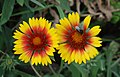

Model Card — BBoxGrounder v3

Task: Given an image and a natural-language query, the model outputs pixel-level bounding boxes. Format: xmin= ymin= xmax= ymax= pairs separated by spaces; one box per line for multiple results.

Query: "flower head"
xmin=56 ymin=12 xmax=102 ymax=64
xmin=13 ymin=17 xmax=58 ymax=66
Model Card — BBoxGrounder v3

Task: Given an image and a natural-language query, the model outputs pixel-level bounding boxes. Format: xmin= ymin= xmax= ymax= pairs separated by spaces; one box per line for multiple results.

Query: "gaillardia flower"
xmin=13 ymin=17 xmax=58 ymax=66
xmin=56 ymin=12 xmax=102 ymax=64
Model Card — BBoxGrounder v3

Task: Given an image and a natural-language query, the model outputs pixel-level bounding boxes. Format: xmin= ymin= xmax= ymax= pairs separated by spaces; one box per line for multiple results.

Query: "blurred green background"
xmin=0 ymin=0 xmax=120 ymax=77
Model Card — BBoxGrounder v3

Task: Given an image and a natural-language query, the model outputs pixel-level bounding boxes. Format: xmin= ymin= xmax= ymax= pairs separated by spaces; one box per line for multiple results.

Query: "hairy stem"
xmin=30 ymin=63 xmax=42 ymax=77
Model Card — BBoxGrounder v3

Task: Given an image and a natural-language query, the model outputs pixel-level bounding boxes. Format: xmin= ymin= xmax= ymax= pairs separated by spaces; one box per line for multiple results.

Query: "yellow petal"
xmin=31 ymin=55 xmax=36 ymax=65
xmin=14 ymin=48 xmax=24 ymax=54
xmin=29 ymin=17 xmax=39 ymax=28
xmin=65 ymin=51 xmax=71 ymax=62
xmin=89 ymin=37 xmax=102 ymax=47
xmin=82 ymin=54 xmax=86 ymax=64
xmin=58 ymin=44 xmax=69 ymax=56
xmin=35 ymin=53 xmax=41 ymax=65
xmin=13 ymin=43 xmax=23 ymax=49
xmin=24 ymin=51 xmax=32 ymax=63
xmin=29 ymin=18 xmax=33 ymax=27
xmin=68 ymin=51 xmax=75 ymax=64
xmin=38 ymin=54 xmax=42 ymax=64
xmin=19 ymin=51 xmax=31 ymax=63
xmin=75 ymin=50 xmax=79 ymax=63
xmin=56 ymin=24 xmax=66 ymax=36
xmin=47 ymin=27 xmax=59 ymax=48
xmin=60 ymin=50 xmax=68 ymax=60
xmin=80 ymin=50 xmax=87 ymax=64
xmin=19 ymin=21 xmax=31 ymax=33
xmin=83 ymin=15 xmax=91 ymax=30
xmin=88 ymin=26 xmax=101 ymax=36
xmin=83 ymin=51 xmax=90 ymax=60
xmin=13 ymin=30 xmax=24 ymax=39
xmin=46 ymin=22 xmax=51 ymax=30
xmin=46 ymin=55 xmax=52 ymax=64
xmin=59 ymin=45 xmax=70 ymax=60
xmin=85 ymin=45 xmax=99 ymax=59
xmin=58 ymin=44 xmax=66 ymax=54
xmin=46 ymin=47 xmax=55 ymax=56
xmin=39 ymin=51 xmax=48 ymax=66
xmin=41 ymin=56 xmax=47 ymax=66
xmin=70 ymin=50 xmax=75 ymax=62
xmin=29 ymin=17 xmax=35 ymax=28
xmin=41 ymin=56 xmax=44 ymax=66
xmin=78 ymin=51 xmax=82 ymax=64
xmin=60 ymin=17 xmax=71 ymax=29
xmin=48 ymin=27 xmax=55 ymax=35
xmin=38 ymin=17 xmax=45 ymax=30
xmin=68 ymin=12 xmax=79 ymax=27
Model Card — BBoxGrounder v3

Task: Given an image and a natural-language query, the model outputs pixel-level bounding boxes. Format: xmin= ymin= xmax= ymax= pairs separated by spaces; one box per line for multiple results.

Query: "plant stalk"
xmin=30 ymin=63 xmax=42 ymax=77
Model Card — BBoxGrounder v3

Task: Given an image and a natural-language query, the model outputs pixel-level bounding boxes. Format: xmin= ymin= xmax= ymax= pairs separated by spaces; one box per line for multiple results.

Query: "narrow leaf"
xmin=30 ymin=0 xmax=45 ymax=8
xmin=0 ymin=0 xmax=15 ymax=30
xmin=112 ymin=70 xmax=120 ymax=77
xmin=111 ymin=58 xmax=120 ymax=68
xmin=24 ymin=0 xmax=34 ymax=12
xmin=16 ymin=0 xmax=24 ymax=6
xmin=12 ymin=5 xmax=53 ymax=16
xmin=56 ymin=6 xmax=65 ymax=18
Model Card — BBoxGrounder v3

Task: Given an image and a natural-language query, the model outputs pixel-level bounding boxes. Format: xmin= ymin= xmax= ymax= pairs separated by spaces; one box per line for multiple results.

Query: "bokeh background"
xmin=0 ymin=0 xmax=120 ymax=77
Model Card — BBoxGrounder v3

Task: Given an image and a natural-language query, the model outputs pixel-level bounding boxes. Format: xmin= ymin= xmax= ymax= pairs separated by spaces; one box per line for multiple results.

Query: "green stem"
xmin=58 ymin=60 xmax=64 ymax=74
xmin=0 ymin=50 xmax=6 ymax=54
xmin=49 ymin=65 xmax=59 ymax=77
xmin=0 ymin=50 xmax=9 ymax=62
xmin=0 ymin=13 xmax=2 ymax=16
xmin=111 ymin=58 xmax=120 ymax=68
xmin=30 ymin=63 xmax=42 ymax=77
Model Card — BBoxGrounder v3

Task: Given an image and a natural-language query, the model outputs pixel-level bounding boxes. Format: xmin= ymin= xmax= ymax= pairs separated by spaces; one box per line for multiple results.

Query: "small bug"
xmin=75 ymin=26 xmax=83 ymax=34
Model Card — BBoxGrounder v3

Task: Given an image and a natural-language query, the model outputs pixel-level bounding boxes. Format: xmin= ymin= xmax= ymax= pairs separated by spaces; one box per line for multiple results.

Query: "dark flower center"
xmin=66 ymin=30 xmax=87 ymax=50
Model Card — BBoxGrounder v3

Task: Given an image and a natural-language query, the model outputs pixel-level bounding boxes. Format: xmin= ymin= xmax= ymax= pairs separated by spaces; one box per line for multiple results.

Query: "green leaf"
xmin=70 ymin=64 xmax=80 ymax=77
xmin=0 ymin=0 xmax=15 ymax=31
xmin=57 ymin=0 xmax=71 ymax=11
xmin=111 ymin=63 xmax=120 ymax=77
xmin=113 ymin=11 xmax=120 ymax=16
xmin=2 ymin=26 xmax=13 ymax=51
xmin=56 ymin=6 xmax=65 ymax=19
xmin=111 ymin=1 xmax=120 ymax=9
xmin=87 ymin=54 xmax=104 ymax=77
xmin=111 ymin=58 xmax=120 ymax=68
xmin=108 ymin=41 xmax=119 ymax=54
xmin=24 ymin=0 xmax=34 ymax=12
xmin=21 ymin=12 xmax=34 ymax=21
xmin=111 ymin=16 xmax=120 ymax=24
xmin=30 ymin=0 xmax=45 ymax=8
xmin=0 ymin=32 xmax=4 ymax=50
xmin=71 ymin=63 xmax=89 ymax=77
xmin=4 ymin=69 xmax=35 ymax=77
xmin=0 ymin=67 xmax=4 ymax=77
xmin=16 ymin=0 xmax=24 ymax=6
xmin=52 ymin=74 xmax=64 ymax=77
xmin=43 ymin=74 xmax=51 ymax=77
xmin=112 ymin=70 xmax=120 ymax=77
xmin=55 ymin=0 xmax=72 ymax=19
xmin=12 ymin=4 xmax=54 ymax=16
xmin=105 ymin=41 xmax=119 ymax=77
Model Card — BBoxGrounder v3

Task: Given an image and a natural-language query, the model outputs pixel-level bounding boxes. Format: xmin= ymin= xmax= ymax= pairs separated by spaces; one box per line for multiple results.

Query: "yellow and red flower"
xmin=13 ymin=17 xmax=58 ymax=66
xmin=56 ymin=12 xmax=102 ymax=64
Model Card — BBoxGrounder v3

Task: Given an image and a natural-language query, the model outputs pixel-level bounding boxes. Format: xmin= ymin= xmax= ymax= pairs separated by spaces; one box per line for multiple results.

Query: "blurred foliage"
xmin=0 ymin=0 xmax=120 ymax=77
